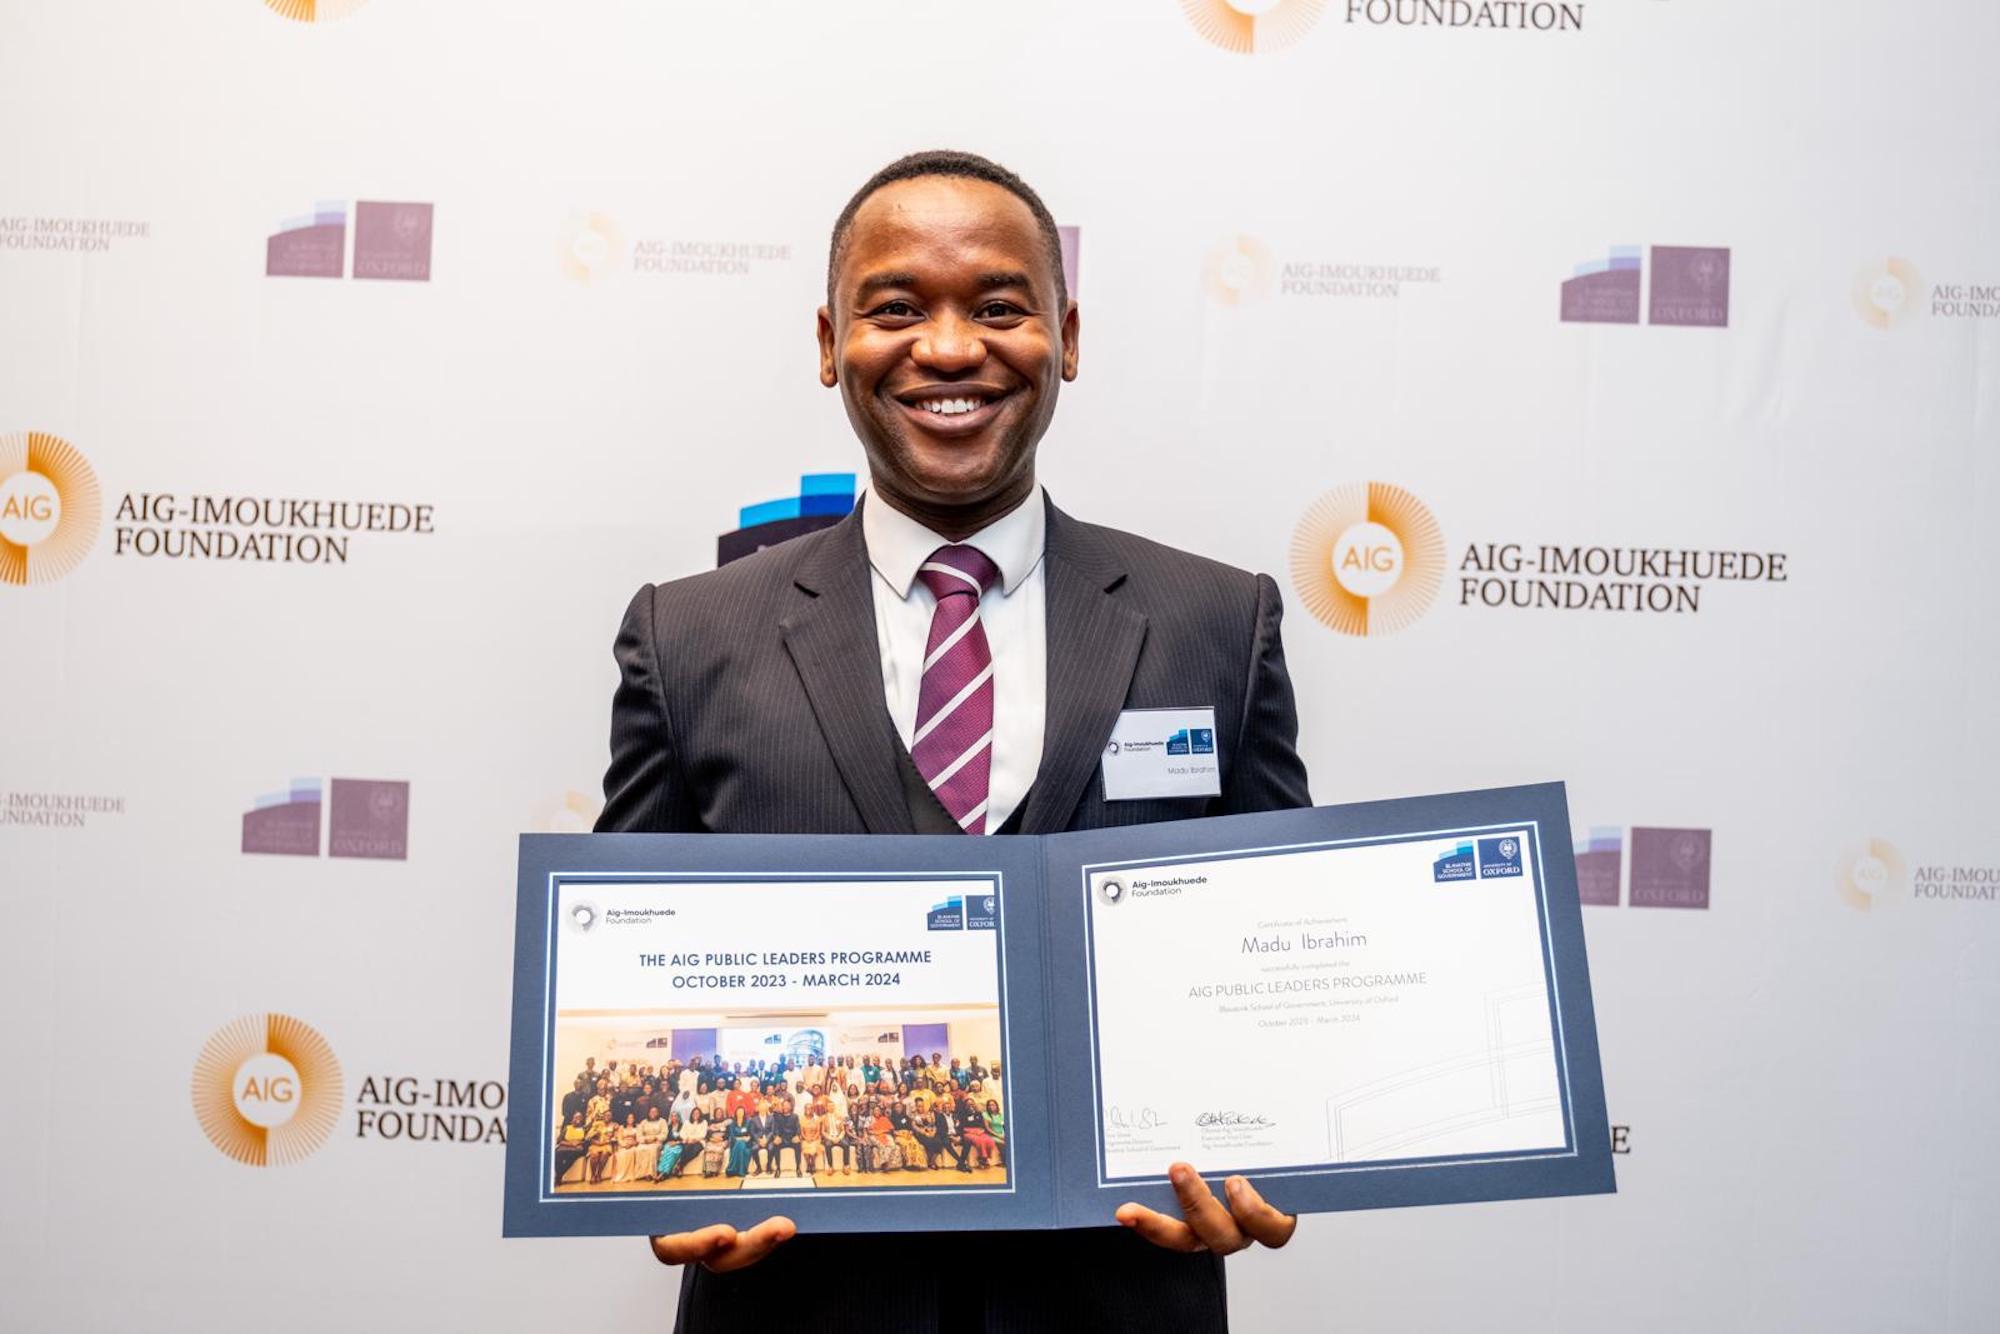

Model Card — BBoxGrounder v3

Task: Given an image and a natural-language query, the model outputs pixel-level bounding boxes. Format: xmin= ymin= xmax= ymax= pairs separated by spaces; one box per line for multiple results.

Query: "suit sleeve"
xmin=1221 ymin=572 xmax=1313 ymax=814
xmin=595 ymin=584 xmax=701 ymax=833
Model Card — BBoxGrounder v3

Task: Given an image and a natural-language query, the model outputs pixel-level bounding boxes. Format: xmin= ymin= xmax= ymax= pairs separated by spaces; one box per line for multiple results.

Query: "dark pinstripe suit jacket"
xmin=596 ymin=493 xmax=1311 ymax=1333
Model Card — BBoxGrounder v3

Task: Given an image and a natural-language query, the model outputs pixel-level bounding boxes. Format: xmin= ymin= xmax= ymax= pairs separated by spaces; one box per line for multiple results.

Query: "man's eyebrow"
xmin=855 ymin=271 xmax=919 ymax=298
xmin=853 ymin=269 xmax=1041 ymax=299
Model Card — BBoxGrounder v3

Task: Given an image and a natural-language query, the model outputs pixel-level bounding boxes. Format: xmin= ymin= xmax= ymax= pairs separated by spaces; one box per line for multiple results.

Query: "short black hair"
xmin=826 ymin=149 xmax=1067 ymax=314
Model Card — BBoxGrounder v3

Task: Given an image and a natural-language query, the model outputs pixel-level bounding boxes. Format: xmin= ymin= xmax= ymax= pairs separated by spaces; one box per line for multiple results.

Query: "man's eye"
xmin=873 ymin=300 xmax=918 ymax=318
xmin=976 ymin=302 xmax=1023 ymax=319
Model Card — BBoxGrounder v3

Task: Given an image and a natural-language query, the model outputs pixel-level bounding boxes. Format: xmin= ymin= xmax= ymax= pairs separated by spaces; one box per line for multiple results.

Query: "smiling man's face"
xmin=819 ymin=175 xmax=1078 ymax=536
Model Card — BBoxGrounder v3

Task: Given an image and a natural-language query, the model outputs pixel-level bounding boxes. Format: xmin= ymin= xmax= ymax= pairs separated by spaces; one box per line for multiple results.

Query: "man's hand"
xmin=1115 ymin=1163 xmax=1297 ymax=1255
xmin=648 ymin=1216 xmax=796 ymax=1273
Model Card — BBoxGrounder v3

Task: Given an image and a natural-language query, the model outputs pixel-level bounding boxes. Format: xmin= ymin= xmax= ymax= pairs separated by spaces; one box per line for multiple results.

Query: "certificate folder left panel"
xmin=504 ymin=832 xmax=1058 ymax=1238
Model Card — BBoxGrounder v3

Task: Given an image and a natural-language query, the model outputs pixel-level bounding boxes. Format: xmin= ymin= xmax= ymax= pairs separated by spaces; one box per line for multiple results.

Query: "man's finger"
xmin=703 ymin=1215 xmax=797 ymax=1273
xmin=649 ymin=1224 xmax=736 ymax=1267
xmin=1224 ymin=1176 xmax=1298 ymax=1249
xmin=1169 ymin=1163 xmax=1247 ymax=1254
xmin=1114 ymin=1202 xmax=1205 ymax=1252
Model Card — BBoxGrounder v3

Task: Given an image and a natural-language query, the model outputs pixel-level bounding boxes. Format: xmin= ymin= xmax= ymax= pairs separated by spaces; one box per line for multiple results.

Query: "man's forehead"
xmin=844 ymin=177 xmax=1042 ymax=271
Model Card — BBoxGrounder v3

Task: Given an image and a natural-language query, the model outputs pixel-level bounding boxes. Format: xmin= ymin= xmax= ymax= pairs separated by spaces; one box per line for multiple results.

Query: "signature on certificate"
xmin=1108 ymin=1105 xmax=1166 ymax=1130
xmin=1195 ymin=1110 xmax=1275 ymax=1128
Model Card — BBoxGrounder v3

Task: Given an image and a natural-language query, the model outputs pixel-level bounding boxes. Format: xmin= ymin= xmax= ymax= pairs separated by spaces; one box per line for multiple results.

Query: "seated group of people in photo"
xmin=553 ymin=1050 xmax=1005 ymax=1187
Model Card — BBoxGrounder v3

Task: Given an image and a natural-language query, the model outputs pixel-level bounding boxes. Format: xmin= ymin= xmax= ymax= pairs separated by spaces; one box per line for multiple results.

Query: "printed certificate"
xmin=1077 ymin=825 xmax=1571 ymax=1193
xmin=504 ymin=783 xmax=1613 ymax=1237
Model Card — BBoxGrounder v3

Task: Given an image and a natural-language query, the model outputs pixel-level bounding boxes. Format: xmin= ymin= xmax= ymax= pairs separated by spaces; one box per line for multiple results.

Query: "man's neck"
xmin=867 ymin=474 xmax=1037 ymax=541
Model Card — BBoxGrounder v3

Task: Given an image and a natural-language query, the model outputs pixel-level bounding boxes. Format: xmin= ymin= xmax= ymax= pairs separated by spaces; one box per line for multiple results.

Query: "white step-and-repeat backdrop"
xmin=3 ymin=1 xmax=1995 ymax=1330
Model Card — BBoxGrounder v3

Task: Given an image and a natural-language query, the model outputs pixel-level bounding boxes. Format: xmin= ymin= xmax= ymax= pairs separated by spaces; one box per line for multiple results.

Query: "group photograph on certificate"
xmin=543 ymin=873 xmax=1013 ymax=1198
xmin=547 ymin=1033 xmax=1008 ymax=1194
xmin=8 ymin=6 xmax=1993 ymax=1334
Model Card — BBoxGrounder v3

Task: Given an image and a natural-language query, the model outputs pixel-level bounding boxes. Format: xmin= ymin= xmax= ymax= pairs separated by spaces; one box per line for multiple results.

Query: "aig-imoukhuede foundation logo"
xmin=1852 ymin=259 xmax=1922 ymax=330
xmin=1181 ymin=0 xmax=1583 ymax=53
xmin=1291 ymin=484 xmax=1790 ymax=629
xmin=1180 ymin=0 xmax=1328 ymax=54
xmin=1289 ymin=482 xmax=1446 ymax=636
xmin=561 ymin=212 xmax=625 ymax=284
xmin=1206 ymin=233 xmax=1444 ymax=307
xmin=560 ymin=210 xmax=792 ymax=285
xmin=0 ymin=215 xmax=149 ymax=256
xmin=1851 ymin=256 xmax=1998 ymax=327
xmin=1204 ymin=235 xmax=1279 ymax=305
xmin=192 ymin=1013 xmax=344 ymax=1167
xmin=1837 ymin=838 xmax=1906 ymax=911
xmin=1836 ymin=838 xmax=1995 ymax=909
xmin=262 ymin=0 xmax=371 ymax=22
xmin=0 ymin=431 xmax=101 ymax=586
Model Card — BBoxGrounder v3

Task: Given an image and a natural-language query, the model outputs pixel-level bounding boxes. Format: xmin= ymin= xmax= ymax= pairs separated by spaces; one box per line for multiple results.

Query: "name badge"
xmin=1100 ymin=706 xmax=1221 ymax=801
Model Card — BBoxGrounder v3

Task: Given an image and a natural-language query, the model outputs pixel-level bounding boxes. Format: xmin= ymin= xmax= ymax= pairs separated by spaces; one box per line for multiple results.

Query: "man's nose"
xmin=912 ymin=311 xmax=987 ymax=372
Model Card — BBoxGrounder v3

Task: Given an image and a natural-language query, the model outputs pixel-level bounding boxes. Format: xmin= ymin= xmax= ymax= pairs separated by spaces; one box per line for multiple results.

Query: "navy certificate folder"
xmin=504 ymin=782 xmax=1614 ymax=1237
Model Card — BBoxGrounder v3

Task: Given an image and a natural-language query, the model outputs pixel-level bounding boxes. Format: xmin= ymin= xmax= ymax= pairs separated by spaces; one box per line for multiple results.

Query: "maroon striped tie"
xmin=911 ymin=544 xmax=1001 ymax=833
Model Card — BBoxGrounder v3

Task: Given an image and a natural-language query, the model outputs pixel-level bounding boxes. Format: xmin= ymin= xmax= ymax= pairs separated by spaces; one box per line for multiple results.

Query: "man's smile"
xmin=890 ymin=383 xmax=1015 ymax=437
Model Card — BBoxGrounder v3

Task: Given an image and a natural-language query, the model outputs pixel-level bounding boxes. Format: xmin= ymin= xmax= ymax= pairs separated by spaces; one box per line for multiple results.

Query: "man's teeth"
xmin=918 ymin=397 xmax=986 ymax=416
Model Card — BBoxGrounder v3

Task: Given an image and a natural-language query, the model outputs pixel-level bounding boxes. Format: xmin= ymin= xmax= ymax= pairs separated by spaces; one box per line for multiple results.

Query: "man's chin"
xmin=877 ymin=445 xmax=1025 ymax=507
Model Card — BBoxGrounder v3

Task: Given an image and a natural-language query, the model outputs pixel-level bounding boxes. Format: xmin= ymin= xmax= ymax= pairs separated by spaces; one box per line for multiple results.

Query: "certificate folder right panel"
xmin=1040 ymin=782 xmax=1615 ymax=1226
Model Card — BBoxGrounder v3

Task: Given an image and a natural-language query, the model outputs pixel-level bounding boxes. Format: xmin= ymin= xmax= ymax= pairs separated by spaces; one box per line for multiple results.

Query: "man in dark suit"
xmin=560 ymin=1074 xmax=589 ymax=1128
xmin=745 ymin=1105 xmax=777 ymax=1179
xmin=596 ymin=149 xmax=1308 ymax=1333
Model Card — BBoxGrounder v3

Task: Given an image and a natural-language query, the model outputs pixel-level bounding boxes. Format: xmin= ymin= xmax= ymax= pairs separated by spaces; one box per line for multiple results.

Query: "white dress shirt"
xmin=861 ymin=484 xmax=1048 ymax=833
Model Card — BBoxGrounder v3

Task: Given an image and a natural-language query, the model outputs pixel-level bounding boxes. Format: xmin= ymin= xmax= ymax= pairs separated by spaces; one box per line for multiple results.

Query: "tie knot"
xmin=917 ymin=544 xmax=1000 ymax=601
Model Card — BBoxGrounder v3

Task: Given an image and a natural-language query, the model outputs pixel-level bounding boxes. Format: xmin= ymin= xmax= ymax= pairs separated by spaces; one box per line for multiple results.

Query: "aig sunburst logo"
xmin=1180 ymin=0 xmax=1327 ymax=53
xmin=192 ymin=1014 xmax=344 ymax=1167
xmin=1289 ymin=482 xmax=1445 ymax=636
xmin=1837 ymin=837 xmax=1906 ymax=911
xmin=1853 ymin=258 xmax=1922 ymax=330
xmin=561 ymin=211 xmax=625 ymax=285
xmin=262 ymin=0 xmax=371 ymax=21
xmin=0 ymin=431 xmax=101 ymax=587
xmin=1204 ymin=234 xmax=1277 ymax=305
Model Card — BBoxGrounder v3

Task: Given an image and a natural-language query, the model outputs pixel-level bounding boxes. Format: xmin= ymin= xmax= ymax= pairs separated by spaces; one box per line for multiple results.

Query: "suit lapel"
xmin=1019 ymin=500 xmax=1147 ymax=834
xmin=780 ymin=510 xmax=914 ymax=834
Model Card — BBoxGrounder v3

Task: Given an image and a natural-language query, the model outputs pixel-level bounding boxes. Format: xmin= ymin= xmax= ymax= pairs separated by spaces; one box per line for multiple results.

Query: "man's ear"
xmin=1061 ymin=299 xmax=1080 ymax=382
xmin=817 ymin=306 xmax=839 ymax=387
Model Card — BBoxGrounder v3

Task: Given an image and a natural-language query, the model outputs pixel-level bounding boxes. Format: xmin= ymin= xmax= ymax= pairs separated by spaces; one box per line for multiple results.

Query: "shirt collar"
xmin=861 ymin=481 xmax=1046 ymax=597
